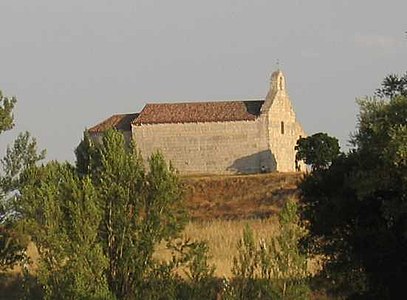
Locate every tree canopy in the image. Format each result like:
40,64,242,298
295,132,340,171
0,93,45,272
0,91,16,135
17,129,187,299
375,72,407,99
300,73,407,299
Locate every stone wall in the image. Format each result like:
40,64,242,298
132,70,306,174
132,119,274,174
90,70,306,175
265,72,307,172
267,103,305,172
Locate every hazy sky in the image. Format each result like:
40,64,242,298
0,0,406,162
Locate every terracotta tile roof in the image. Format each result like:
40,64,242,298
133,100,264,125
88,113,139,133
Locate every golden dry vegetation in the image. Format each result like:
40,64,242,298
182,172,301,220
154,217,281,278
2,172,305,298
154,172,304,278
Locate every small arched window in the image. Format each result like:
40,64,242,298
281,121,285,134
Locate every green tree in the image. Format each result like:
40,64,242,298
20,163,112,299
17,129,187,299
300,75,407,298
74,130,96,176
1,131,46,194
375,72,407,98
0,91,16,134
261,199,309,299
0,132,45,272
295,132,340,171
0,91,45,272
81,130,186,298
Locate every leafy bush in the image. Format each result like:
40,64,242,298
16,130,187,299
229,199,310,300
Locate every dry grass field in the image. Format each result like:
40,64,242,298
182,172,301,220
155,217,281,278
22,173,300,277
155,172,303,278
1,172,307,298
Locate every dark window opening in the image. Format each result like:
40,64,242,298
281,121,285,134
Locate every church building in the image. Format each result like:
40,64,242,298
89,70,306,174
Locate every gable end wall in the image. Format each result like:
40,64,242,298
266,91,306,172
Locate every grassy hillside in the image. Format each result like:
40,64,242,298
1,172,305,299
182,172,302,220
153,172,306,278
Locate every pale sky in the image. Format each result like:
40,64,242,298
0,0,406,162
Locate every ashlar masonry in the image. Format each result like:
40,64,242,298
89,70,306,174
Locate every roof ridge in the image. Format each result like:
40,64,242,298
144,98,264,105
110,112,139,116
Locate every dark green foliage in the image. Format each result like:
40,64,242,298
176,278,222,300
15,129,188,299
0,93,46,297
149,238,218,300
74,130,96,176
139,263,181,300
0,271,44,300
19,163,112,299
0,91,16,135
1,131,46,194
300,90,407,297
295,133,340,171
300,153,369,297
178,240,215,283
0,224,29,272
144,152,187,245
0,98,215,299
0,130,45,272
375,72,407,99
86,130,147,298
87,130,186,298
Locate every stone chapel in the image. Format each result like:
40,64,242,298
89,70,306,174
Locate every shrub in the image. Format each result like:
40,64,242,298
229,199,310,299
